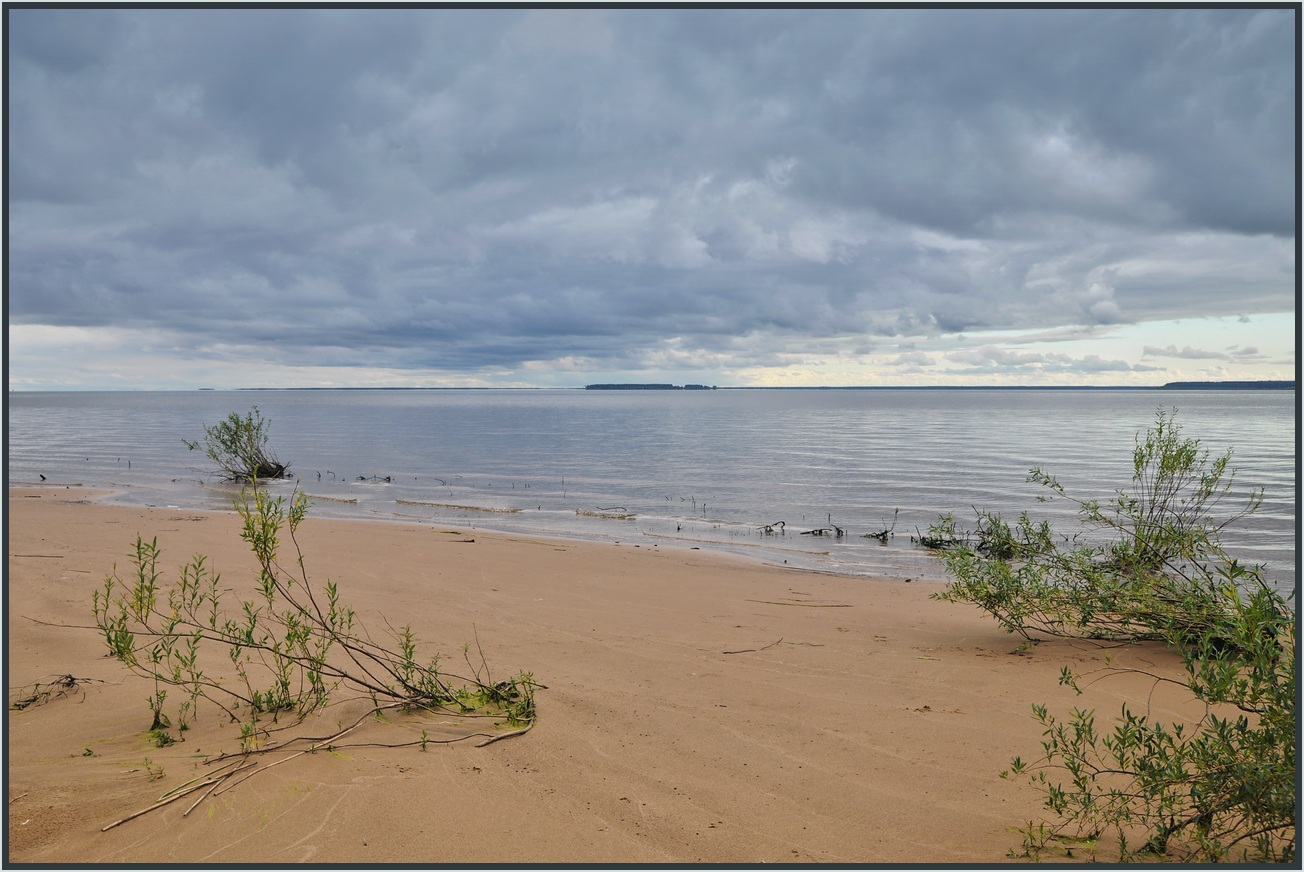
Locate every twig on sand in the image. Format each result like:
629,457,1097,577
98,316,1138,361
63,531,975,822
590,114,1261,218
103,701,536,829
723,638,784,655
745,599,851,608
476,724,533,746
103,781,216,831
9,674,101,710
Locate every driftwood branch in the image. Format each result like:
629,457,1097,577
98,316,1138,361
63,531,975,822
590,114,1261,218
104,700,536,829
745,599,851,608
476,724,534,746
9,674,103,710
723,638,783,655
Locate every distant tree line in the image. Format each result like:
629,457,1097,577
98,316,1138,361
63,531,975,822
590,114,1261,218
585,383,717,390
1162,380,1294,390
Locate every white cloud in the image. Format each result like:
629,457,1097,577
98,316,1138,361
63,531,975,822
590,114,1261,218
1142,344,1230,360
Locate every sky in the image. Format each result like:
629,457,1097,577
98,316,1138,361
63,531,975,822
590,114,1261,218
6,6,1298,389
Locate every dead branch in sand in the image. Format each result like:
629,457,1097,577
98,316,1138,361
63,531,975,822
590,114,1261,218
722,638,784,655
9,674,104,710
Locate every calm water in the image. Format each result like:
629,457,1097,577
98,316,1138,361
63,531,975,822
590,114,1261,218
6,389,1297,592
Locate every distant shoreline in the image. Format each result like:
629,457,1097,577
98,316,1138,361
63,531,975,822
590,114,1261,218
1158,380,1295,390
9,381,1296,393
248,381,1292,391
718,381,1296,391
585,383,717,390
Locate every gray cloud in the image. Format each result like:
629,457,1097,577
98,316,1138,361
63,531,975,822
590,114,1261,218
1143,344,1231,361
948,346,1162,376
7,7,1296,384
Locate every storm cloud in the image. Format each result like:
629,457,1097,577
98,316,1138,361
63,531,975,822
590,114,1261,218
6,7,1296,387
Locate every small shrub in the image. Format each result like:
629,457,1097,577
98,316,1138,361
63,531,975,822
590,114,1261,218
932,410,1263,645
933,411,1294,862
183,406,288,481
92,485,537,826
1006,575,1294,862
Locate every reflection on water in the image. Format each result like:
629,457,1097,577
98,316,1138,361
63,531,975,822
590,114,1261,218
8,388,1296,591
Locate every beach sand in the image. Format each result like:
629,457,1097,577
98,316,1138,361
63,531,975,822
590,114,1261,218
6,488,1202,865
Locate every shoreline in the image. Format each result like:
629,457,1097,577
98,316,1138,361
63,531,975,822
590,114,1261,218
10,388,1295,590
8,487,1202,863
10,479,959,585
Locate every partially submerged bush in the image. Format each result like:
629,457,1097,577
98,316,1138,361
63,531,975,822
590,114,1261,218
932,411,1295,862
931,410,1264,646
183,406,288,481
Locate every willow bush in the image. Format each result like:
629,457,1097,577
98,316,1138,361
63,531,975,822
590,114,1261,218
931,410,1264,646
931,411,1295,862
93,485,536,823
183,406,288,480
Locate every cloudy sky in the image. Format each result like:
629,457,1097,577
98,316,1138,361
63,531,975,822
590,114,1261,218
7,6,1297,389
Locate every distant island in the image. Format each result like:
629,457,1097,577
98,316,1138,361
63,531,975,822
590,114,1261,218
585,383,717,390
1162,380,1294,390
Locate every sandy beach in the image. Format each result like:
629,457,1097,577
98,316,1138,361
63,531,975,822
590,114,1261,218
6,487,1203,865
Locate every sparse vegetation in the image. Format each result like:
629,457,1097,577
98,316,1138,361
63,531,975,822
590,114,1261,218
92,483,536,825
932,411,1295,862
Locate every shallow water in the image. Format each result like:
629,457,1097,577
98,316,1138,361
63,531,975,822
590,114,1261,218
7,388,1296,592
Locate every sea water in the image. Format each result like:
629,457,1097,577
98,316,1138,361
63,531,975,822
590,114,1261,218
6,388,1296,592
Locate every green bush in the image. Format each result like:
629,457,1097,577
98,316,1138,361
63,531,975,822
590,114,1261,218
932,411,1295,862
931,410,1263,646
92,485,536,825
183,406,288,481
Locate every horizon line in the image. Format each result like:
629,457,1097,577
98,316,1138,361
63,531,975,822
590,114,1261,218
8,380,1296,393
